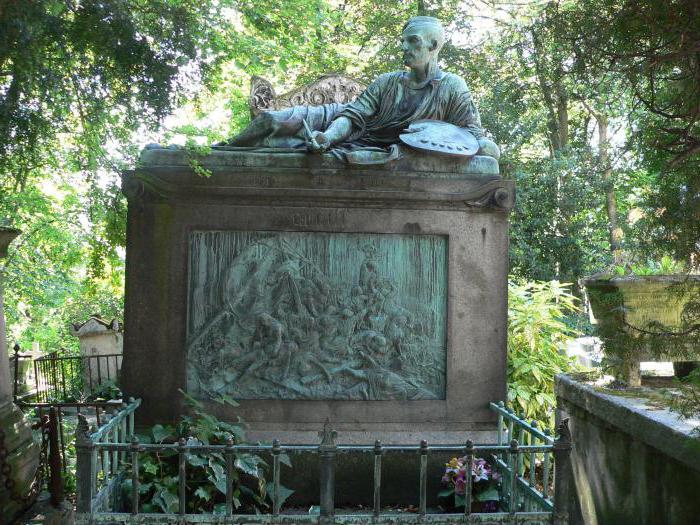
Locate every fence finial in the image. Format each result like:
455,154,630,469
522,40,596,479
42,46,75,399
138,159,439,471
554,418,572,450
318,418,337,448
75,414,92,446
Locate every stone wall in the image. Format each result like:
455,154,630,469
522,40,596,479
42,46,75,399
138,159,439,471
556,374,700,525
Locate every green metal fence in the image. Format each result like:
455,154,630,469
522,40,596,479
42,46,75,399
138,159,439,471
74,400,570,524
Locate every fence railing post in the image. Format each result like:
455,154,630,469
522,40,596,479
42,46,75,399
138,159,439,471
419,440,428,516
509,439,520,515
373,440,382,517
318,421,337,521
553,418,572,525
542,427,552,500
130,435,141,515
128,397,136,437
225,435,234,515
272,439,281,516
34,357,41,403
75,414,96,513
12,343,20,402
49,352,59,401
48,407,64,507
464,440,474,517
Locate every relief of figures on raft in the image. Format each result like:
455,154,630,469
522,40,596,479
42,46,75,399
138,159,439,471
186,231,448,400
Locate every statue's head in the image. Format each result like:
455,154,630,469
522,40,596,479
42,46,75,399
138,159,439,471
401,16,445,70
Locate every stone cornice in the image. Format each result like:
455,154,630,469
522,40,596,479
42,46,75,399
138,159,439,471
125,150,514,212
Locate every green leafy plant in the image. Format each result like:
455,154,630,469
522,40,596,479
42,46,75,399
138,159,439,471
508,281,580,428
612,255,687,277
121,391,292,514
184,139,213,179
667,369,700,435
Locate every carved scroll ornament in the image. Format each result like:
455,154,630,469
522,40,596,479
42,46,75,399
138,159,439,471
249,74,367,116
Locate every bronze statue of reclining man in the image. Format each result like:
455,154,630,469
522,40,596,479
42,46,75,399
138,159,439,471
221,16,500,162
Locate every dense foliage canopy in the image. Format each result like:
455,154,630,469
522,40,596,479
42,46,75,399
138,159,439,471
1,0,698,353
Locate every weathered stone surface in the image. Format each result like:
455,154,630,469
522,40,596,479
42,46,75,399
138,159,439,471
122,149,512,443
71,316,123,394
584,275,700,386
0,227,40,522
140,146,500,177
556,374,700,525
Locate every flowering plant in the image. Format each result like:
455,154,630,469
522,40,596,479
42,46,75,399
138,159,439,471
439,456,500,511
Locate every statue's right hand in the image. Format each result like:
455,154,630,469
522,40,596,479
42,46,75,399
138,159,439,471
307,131,331,153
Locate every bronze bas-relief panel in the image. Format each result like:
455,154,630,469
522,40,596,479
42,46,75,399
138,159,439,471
186,231,448,401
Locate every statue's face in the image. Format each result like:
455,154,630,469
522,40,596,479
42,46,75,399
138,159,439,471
401,27,436,69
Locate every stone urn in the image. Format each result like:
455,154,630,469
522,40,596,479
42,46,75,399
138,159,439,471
583,274,700,386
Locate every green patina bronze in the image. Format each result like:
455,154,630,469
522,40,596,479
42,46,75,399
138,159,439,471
186,231,447,400
219,16,500,164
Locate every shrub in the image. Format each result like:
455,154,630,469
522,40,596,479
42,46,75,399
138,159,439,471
508,281,580,428
121,391,292,514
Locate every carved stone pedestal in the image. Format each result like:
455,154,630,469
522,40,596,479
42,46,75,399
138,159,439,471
0,228,40,523
121,148,514,444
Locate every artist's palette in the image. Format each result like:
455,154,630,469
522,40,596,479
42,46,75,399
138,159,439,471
400,119,479,157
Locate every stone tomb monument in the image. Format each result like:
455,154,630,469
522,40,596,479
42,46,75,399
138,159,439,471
121,16,513,443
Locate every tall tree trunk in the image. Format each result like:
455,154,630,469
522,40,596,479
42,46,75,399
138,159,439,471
531,30,568,155
597,114,623,263
531,28,573,280
555,80,569,150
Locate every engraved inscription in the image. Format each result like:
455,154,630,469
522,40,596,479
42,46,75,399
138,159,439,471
251,175,273,187
186,231,448,400
292,210,346,228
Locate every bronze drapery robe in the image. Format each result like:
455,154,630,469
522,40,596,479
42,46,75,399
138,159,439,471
225,69,485,163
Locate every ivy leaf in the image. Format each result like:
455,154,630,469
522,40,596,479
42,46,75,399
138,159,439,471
438,488,454,498
152,424,175,444
195,486,212,502
264,482,294,508
187,454,209,467
235,454,263,478
475,487,500,502
209,457,225,481
278,453,292,468
208,473,228,495
155,488,179,513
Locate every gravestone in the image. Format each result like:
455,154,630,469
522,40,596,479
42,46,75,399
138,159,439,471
121,15,513,443
121,147,513,443
70,316,123,393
